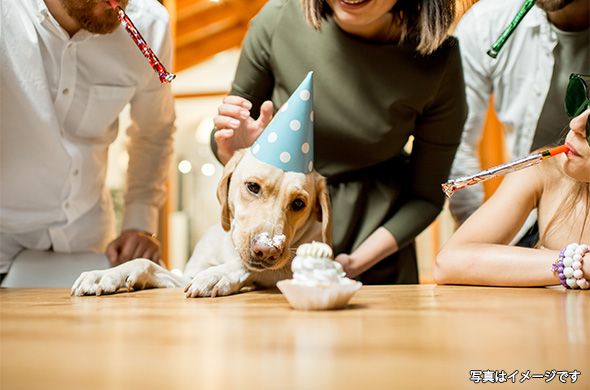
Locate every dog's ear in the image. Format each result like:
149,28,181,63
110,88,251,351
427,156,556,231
314,173,332,246
217,149,246,231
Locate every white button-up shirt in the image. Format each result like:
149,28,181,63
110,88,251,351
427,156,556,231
0,0,175,254
449,0,560,222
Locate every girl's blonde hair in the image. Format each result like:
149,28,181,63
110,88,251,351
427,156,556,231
300,0,456,55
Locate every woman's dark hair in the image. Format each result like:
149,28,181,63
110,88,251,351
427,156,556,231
300,0,456,55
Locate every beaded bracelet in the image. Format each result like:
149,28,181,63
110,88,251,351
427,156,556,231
552,248,568,288
552,243,590,290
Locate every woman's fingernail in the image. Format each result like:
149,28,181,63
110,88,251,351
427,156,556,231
243,101,252,109
231,119,240,126
240,110,250,119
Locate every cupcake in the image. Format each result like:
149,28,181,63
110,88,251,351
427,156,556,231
277,242,362,310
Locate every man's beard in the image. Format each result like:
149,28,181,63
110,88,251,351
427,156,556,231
61,0,129,34
535,0,575,12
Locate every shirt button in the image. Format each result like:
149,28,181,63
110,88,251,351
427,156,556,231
72,169,79,176
64,202,70,209
62,88,69,95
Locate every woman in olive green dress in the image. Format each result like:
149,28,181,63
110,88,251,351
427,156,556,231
212,0,467,284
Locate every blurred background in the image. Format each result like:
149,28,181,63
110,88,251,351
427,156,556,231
108,0,505,282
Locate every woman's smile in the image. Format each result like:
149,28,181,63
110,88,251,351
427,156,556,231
327,0,399,40
338,0,372,10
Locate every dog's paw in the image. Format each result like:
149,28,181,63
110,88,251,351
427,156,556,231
184,270,237,298
71,259,154,296
71,269,126,296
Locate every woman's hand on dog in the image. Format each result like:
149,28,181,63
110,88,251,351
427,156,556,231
214,96,274,165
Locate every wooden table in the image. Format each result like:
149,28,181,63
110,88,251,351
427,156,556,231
1,286,588,389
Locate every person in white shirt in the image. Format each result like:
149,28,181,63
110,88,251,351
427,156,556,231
0,0,176,276
449,0,589,226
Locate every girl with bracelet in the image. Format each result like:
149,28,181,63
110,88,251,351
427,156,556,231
435,109,590,288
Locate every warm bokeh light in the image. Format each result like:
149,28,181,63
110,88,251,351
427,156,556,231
200,163,216,176
178,159,192,174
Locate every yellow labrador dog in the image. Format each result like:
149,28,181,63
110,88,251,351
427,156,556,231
71,149,331,297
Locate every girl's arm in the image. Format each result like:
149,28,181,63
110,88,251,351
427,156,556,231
335,227,398,278
434,163,563,287
337,40,468,278
381,40,468,252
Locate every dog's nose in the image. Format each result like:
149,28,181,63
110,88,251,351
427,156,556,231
250,234,283,262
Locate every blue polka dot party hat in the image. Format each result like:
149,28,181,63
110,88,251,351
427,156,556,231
250,71,314,173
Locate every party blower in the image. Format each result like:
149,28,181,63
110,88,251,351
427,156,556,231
442,145,569,198
443,70,590,198
487,0,536,59
107,0,175,83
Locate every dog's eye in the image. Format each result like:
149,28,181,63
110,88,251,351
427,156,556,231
246,182,260,195
291,199,306,211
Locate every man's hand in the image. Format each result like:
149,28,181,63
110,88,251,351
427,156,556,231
214,96,274,165
106,229,160,266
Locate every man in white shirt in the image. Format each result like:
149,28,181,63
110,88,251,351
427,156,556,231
0,0,176,276
450,0,589,224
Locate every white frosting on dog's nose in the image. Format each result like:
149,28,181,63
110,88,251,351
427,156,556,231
250,232,285,261
254,232,286,248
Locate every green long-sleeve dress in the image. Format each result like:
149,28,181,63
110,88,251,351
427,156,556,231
214,0,467,284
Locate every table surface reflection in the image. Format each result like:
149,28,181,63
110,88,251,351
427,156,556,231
1,285,588,389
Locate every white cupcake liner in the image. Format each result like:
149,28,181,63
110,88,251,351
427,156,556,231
277,279,362,311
